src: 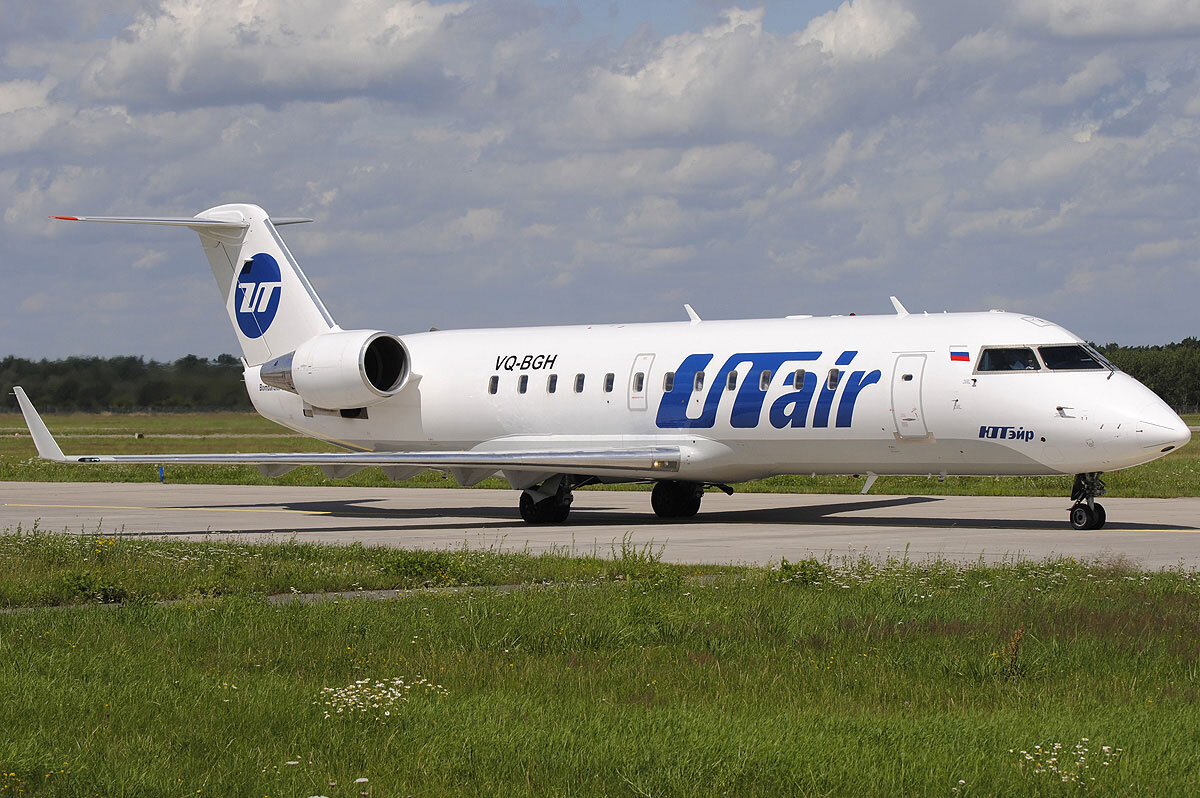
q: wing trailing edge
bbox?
[12,388,681,476]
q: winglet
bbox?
[13,387,66,462]
[889,296,909,317]
[684,304,701,324]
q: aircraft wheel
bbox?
[1069,503,1098,531]
[519,491,571,525]
[1093,503,1106,530]
[651,481,703,519]
[519,491,540,524]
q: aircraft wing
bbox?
[13,388,680,476]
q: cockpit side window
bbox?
[1038,344,1106,371]
[978,347,1040,371]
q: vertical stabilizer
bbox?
[54,204,336,366]
[193,203,335,365]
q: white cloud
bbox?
[1013,0,1200,38]
[946,29,1025,62]
[1018,53,1124,106]
[19,292,51,313]
[79,0,473,106]
[0,78,56,113]
[2,1,1200,355]
[444,207,502,242]
[797,0,919,60]
[555,7,824,141]
[130,249,167,271]
[1131,239,1184,260]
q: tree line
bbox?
[1,339,1198,413]
[1097,338,1200,413]
[0,354,252,412]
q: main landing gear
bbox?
[1069,472,1107,530]
[519,475,575,525]
[651,480,704,519]
[518,477,732,524]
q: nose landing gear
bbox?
[1069,472,1107,530]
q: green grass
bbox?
[0,533,1197,795]
[0,526,704,608]
[0,412,1196,498]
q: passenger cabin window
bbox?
[604,373,615,393]
[978,347,1040,371]
[663,372,675,392]
[727,371,737,391]
[791,369,805,387]
[488,376,498,395]
[827,369,840,390]
[575,373,585,392]
[633,372,645,393]
[694,371,705,392]
[1038,345,1107,371]
[518,375,529,393]
[547,374,557,393]
[760,370,772,390]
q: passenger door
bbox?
[628,353,655,410]
[891,354,929,438]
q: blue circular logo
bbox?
[235,253,282,339]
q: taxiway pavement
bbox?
[1,481,1198,568]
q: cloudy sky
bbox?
[2,0,1199,360]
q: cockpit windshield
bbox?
[1038,344,1111,371]
[978,347,1040,371]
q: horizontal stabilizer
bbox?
[52,215,247,229]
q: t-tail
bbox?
[54,204,411,410]
[54,204,334,366]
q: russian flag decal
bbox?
[950,346,970,362]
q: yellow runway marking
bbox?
[1087,528,1200,533]
[5,503,329,516]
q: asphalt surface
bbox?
[2,481,1199,568]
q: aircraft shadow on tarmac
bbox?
[141,494,1198,536]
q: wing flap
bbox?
[13,387,681,475]
[49,448,680,474]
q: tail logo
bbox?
[235,253,283,339]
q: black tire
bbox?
[1069,503,1096,531]
[1093,503,1106,530]
[544,503,570,524]
[652,481,703,519]
[674,493,702,518]
[519,491,540,524]
[519,491,570,524]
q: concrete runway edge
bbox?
[2,481,1199,569]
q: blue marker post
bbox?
[159,465,164,483]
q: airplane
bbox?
[14,203,1191,531]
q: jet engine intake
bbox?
[259,330,408,409]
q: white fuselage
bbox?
[245,309,1190,484]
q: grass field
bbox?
[1,411,1196,499]
[0,531,1198,795]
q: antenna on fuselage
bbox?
[890,296,909,316]
[683,304,702,324]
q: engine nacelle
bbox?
[259,330,409,409]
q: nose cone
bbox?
[1137,401,1192,453]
